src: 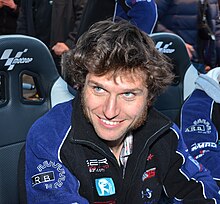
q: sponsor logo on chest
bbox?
[86,158,110,173]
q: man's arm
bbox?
[52,0,87,56]
[23,103,89,203]
[64,0,87,48]
[180,91,220,186]
[163,124,220,203]
[16,0,28,34]
[214,8,220,66]
[153,0,174,33]
[116,0,158,34]
[1,0,18,13]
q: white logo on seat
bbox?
[155,41,175,53]
[0,49,33,70]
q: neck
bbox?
[110,144,123,162]
[107,140,124,163]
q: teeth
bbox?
[101,119,120,125]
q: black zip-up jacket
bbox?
[16,0,86,48]
[23,94,220,203]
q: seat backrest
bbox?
[0,35,74,204]
[150,32,198,121]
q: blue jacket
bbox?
[180,72,220,185]
[24,94,220,203]
[77,0,157,37]
[116,0,158,34]
[154,0,220,68]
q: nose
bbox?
[103,95,120,120]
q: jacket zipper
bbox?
[130,122,172,184]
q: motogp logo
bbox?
[155,41,175,54]
[0,49,33,70]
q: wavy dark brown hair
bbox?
[62,19,174,103]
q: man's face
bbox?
[82,71,149,144]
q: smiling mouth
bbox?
[101,118,121,126]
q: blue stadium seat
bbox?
[0,35,74,204]
[150,32,199,121]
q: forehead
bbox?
[86,70,147,86]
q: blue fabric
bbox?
[193,62,206,74]
[180,89,220,181]
[171,123,220,202]
[195,73,220,103]
[117,0,157,34]
[154,0,220,68]
[25,100,89,204]
[25,98,220,203]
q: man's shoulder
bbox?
[36,99,73,128]
[26,100,73,148]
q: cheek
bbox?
[131,104,148,130]
[83,93,103,113]
[124,101,147,119]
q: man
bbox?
[77,0,157,37]
[180,67,220,187]
[16,0,87,73]
[154,0,220,73]
[23,19,220,203]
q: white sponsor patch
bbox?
[185,119,211,134]
[32,160,66,189]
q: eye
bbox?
[93,86,105,93]
[123,92,135,100]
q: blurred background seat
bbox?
[0,34,74,204]
[150,32,199,121]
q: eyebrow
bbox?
[87,80,103,87]
[87,80,145,93]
